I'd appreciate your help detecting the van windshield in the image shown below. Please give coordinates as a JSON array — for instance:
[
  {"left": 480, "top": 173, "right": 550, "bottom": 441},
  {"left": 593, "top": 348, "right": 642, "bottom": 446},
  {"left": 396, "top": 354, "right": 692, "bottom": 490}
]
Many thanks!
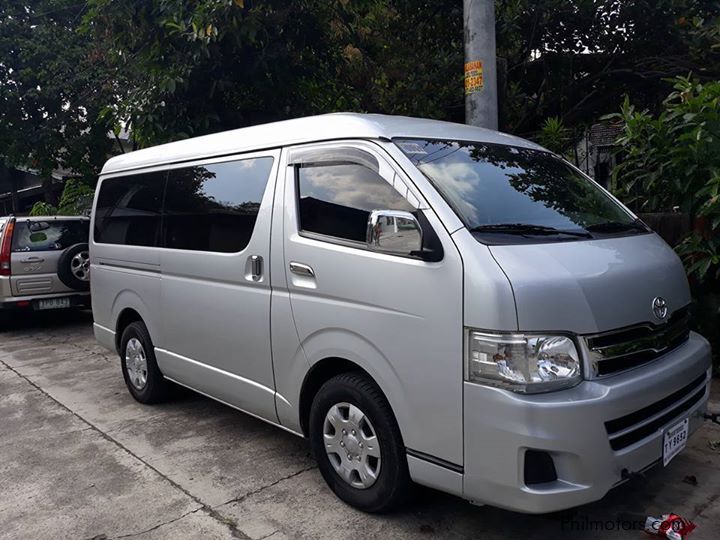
[{"left": 396, "top": 139, "right": 644, "bottom": 243}]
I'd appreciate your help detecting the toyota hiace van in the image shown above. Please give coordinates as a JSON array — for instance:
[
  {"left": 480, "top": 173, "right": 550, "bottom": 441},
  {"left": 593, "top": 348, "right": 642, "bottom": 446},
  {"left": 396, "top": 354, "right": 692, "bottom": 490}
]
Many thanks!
[{"left": 91, "top": 114, "right": 711, "bottom": 513}]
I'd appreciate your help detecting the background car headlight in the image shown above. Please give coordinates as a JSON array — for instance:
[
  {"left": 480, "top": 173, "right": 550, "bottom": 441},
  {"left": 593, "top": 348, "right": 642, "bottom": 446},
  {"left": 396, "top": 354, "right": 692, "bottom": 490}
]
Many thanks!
[{"left": 465, "top": 330, "right": 582, "bottom": 393}]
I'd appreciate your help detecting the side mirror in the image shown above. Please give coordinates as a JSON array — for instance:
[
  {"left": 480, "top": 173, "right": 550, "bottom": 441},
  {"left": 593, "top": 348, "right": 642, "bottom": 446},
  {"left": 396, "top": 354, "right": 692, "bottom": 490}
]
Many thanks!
[{"left": 366, "top": 210, "right": 423, "bottom": 257}]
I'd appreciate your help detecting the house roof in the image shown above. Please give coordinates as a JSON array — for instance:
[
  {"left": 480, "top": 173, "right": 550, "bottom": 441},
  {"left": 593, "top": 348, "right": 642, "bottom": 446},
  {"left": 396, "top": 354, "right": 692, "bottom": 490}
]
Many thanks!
[{"left": 101, "top": 113, "right": 545, "bottom": 175}]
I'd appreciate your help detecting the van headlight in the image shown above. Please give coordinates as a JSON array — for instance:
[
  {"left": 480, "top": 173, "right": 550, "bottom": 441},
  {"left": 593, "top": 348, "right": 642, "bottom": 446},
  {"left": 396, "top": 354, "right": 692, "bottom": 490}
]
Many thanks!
[{"left": 465, "top": 330, "right": 582, "bottom": 393}]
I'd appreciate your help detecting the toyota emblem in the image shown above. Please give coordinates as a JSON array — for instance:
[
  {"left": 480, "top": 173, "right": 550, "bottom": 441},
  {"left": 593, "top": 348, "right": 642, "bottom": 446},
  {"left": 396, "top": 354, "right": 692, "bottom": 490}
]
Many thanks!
[{"left": 652, "top": 297, "right": 668, "bottom": 320}]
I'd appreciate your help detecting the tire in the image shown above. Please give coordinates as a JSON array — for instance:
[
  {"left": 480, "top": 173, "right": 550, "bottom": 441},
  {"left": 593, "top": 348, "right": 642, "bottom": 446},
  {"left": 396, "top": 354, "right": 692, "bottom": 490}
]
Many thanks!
[
  {"left": 309, "top": 372, "right": 411, "bottom": 513},
  {"left": 57, "top": 243, "right": 90, "bottom": 291},
  {"left": 120, "top": 321, "right": 169, "bottom": 404}
]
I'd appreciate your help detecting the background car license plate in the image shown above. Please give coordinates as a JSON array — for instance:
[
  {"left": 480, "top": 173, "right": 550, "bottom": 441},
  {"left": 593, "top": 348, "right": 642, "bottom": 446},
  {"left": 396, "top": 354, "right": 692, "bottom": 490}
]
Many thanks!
[
  {"left": 36, "top": 297, "right": 71, "bottom": 310},
  {"left": 663, "top": 417, "right": 689, "bottom": 466}
]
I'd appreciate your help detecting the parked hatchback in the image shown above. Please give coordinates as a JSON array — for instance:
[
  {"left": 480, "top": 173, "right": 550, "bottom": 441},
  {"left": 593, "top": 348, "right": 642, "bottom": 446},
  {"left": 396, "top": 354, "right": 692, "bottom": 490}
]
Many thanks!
[
  {"left": 91, "top": 113, "right": 711, "bottom": 514},
  {"left": 0, "top": 216, "right": 91, "bottom": 314}
]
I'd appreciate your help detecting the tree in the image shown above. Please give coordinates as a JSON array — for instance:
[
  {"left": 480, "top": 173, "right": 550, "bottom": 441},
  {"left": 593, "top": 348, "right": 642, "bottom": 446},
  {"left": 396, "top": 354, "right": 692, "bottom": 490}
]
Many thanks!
[
  {"left": 0, "top": 0, "right": 118, "bottom": 205},
  {"left": 82, "top": 0, "right": 463, "bottom": 147},
  {"left": 496, "top": 0, "right": 720, "bottom": 135}
]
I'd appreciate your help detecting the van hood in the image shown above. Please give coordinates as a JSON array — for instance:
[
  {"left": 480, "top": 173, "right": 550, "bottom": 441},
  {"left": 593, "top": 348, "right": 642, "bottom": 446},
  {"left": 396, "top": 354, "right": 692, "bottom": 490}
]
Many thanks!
[{"left": 488, "top": 233, "right": 691, "bottom": 334}]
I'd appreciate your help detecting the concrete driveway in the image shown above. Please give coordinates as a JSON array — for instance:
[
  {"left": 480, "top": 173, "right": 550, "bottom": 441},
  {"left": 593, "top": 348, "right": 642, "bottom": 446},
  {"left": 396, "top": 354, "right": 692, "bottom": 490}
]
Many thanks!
[{"left": 1, "top": 311, "right": 719, "bottom": 539}]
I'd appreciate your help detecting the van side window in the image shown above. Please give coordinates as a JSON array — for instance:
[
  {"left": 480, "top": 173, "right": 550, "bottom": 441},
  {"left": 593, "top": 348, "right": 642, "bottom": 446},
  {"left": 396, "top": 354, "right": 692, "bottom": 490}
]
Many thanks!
[
  {"left": 297, "top": 163, "right": 413, "bottom": 243},
  {"left": 94, "top": 172, "right": 165, "bottom": 247},
  {"left": 163, "top": 157, "right": 274, "bottom": 253}
]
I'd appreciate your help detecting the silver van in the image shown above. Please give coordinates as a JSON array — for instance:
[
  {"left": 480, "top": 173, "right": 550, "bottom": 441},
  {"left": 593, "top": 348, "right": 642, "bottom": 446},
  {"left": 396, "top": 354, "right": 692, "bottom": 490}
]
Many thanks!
[
  {"left": 1, "top": 215, "right": 90, "bottom": 314},
  {"left": 90, "top": 114, "right": 711, "bottom": 513}
]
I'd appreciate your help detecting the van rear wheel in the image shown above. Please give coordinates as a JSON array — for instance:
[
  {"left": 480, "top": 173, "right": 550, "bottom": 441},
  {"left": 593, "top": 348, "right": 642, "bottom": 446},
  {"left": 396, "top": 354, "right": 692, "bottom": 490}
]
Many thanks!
[
  {"left": 120, "top": 321, "right": 168, "bottom": 404},
  {"left": 309, "top": 372, "right": 411, "bottom": 512}
]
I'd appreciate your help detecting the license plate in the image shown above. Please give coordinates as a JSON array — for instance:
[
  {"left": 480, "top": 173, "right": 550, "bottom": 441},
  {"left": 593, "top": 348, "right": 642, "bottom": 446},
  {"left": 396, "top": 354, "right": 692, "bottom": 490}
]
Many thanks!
[
  {"left": 663, "top": 417, "right": 689, "bottom": 466},
  {"left": 36, "top": 297, "right": 71, "bottom": 310}
]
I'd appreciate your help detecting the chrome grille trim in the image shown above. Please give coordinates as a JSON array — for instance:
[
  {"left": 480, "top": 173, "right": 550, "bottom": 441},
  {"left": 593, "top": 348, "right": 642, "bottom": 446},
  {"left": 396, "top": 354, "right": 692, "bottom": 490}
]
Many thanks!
[{"left": 584, "top": 306, "right": 690, "bottom": 378}]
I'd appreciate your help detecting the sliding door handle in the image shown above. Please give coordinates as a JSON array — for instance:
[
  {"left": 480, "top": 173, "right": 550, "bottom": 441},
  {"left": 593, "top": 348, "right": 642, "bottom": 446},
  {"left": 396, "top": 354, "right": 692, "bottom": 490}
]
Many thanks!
[
  {"left": 289, "top": 261, "right": 315, "bottom": 278},
  {"left": 250, "top": 255, "right": 263, "bottom": 281}
]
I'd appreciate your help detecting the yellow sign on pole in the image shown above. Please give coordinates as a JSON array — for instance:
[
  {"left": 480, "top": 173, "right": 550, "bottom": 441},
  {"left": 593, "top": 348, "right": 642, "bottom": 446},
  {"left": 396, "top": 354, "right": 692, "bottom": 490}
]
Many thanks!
[{"left": 464, "top": 60, "right": 484, "bottom": 95}]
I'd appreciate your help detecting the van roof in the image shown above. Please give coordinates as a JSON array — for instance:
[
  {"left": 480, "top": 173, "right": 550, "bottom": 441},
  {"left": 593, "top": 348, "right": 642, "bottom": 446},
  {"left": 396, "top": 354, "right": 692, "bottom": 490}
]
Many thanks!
[{"left": 101, "top": 113, "right": 544, "bottom": 175}]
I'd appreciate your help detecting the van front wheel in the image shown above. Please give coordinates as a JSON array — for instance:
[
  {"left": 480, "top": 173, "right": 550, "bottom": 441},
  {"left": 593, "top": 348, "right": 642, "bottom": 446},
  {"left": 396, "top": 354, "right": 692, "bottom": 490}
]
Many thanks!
[
  {"left": 120, "top": 321, "right": 168, "bottom": 404},
  {"left": 309, "top": 372, "right": 411, "bottom": 512}
]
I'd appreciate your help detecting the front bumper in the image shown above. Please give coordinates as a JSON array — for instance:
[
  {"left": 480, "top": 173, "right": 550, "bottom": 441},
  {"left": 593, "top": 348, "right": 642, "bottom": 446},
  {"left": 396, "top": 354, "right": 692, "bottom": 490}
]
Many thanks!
[{"left": 463, "top": 332, "right": 712, "bottom": 513}]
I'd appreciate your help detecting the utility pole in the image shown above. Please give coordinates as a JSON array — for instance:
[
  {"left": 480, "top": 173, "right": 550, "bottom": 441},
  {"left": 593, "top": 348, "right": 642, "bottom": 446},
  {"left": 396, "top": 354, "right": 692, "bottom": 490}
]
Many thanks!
[{"left": 464, "top": 0, "right": 498, "bottom": 130}]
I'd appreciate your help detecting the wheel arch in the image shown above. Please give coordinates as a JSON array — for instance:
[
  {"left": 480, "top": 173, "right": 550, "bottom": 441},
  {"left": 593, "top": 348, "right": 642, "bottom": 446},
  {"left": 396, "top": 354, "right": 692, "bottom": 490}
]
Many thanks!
[
  {"left": 114, "top": 307, "right": 143, "bottom": 353},
  {"left": 298, "top": 355, "right": 407, "bottom": 444}
]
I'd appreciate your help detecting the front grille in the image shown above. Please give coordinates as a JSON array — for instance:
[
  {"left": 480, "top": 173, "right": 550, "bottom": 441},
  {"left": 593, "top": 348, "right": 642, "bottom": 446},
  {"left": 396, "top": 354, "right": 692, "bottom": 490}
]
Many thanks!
[
  {"left": 605, "top": 373, "right": 707, "bottom": 451},
  {"left": 585, "top": 306, "right": 690, "bottom": 378}
]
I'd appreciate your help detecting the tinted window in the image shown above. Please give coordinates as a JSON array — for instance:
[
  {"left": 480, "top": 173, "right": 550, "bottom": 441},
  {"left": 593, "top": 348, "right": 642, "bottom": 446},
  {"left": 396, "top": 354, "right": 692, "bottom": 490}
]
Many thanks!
[
  {"left": 94, "top": 172, "right": 164, "bottom": 246},
  {"left": 297, "top": 163, "right": 413, "bottom": 242},
  {"left": 396, "top": 139, "right": 636, "bottom": 241},
  {"left": 163, "top": 157, "right": 273, "bottom": 252},
  {"left": 12, "top": 220, "right": 89, "bottom": 252}
]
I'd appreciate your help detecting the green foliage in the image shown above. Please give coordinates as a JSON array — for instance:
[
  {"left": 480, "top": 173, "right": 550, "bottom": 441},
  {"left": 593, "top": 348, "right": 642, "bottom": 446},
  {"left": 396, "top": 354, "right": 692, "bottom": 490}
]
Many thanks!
[
  {"left": 0, "top": 1, "right": 117, "bottom": 190},
  {"left": 28, "top": 201, "right": 57, "bottom": 217},
  {"left": 56, "top": 178, "right": 95, "bottom": 216},
  {"left": 535, "top": 117, "right": 572, "bottom": 156},
  {"left": 27, "top": 179, "right": 94, "bottom": 217},
  {"left": 496, "top": 1, "right": 720, "bottom": 134},
  {"left": 83, "top": 0, "right": 463, "bottom": 146},
  {"left": 608, "top": 76, "right": 720, "bottom": 284}
]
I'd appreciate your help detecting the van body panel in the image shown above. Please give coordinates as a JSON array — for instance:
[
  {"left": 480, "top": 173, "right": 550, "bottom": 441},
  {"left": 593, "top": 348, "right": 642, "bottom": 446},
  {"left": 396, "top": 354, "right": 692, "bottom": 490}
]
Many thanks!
[
  {"left": 158, "top": 150, "right": 281, "bottom": 423},
  {"left": 406, "top": 455, "right": 464, "bottom": 497},
  {"left": 281, "top": 142, "right": 465, "bottom": 465},
  {"left": 93, "top": 322, "right": 115, "bottom": 352},
  {"left": 90, "top": 242, "right": 162, "bottom": 346},
  {"left": 268, "top": 157, "right": 310, "bottom": 431},
  {"left": 450, "top": 229, "right": 518, "bottom": 331},
  {"left": 157, "top": 348, "right": 278, "bottom": 421},
  {"left": 270, "top": 288, "right": 309, "bottom": 432},
  {"left": 488, "top": 233, "right": 691, "bottom": 334}
]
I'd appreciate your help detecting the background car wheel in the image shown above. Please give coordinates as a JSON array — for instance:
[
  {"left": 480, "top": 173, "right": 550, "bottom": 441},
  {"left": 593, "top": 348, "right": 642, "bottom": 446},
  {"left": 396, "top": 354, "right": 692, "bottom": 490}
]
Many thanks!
[
  {"left": 57, "top": 243, "right": 90, "bottom": 291},
  {"left": 309, "top": 372, "right": 411, "bottom": 513},
  {"left": 120, "top": 321, "right": 169, "bottom": 404}
]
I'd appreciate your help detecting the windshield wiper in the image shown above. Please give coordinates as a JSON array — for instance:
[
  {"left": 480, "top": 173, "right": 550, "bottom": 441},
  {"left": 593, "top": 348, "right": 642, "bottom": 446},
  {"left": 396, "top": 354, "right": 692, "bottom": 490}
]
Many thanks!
[
  {"left": 584, "top": 220, "right": 648, "bottom": 233},
  {"left": 469, "top": 223, "right": 592, "bottom": 238}
]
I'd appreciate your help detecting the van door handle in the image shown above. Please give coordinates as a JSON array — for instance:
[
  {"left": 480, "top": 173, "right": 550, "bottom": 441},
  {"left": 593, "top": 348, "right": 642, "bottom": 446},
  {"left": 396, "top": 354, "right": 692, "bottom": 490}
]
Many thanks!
[
  {"left": 21, "top": 256, "right": 44, "bottom": 263},
  {"left": 289, "top": 262, "right": 315, "bottom": 277},
  {"left": 250, "top": 255, "right": 263, "bottom": 281}
]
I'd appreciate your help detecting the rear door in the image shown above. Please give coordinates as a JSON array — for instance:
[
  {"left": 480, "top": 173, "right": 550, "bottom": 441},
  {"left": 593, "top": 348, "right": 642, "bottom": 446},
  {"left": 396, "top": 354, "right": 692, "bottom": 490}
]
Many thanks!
[{"left": 10, "top": 219, "right": 89, "bottom": 296}]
